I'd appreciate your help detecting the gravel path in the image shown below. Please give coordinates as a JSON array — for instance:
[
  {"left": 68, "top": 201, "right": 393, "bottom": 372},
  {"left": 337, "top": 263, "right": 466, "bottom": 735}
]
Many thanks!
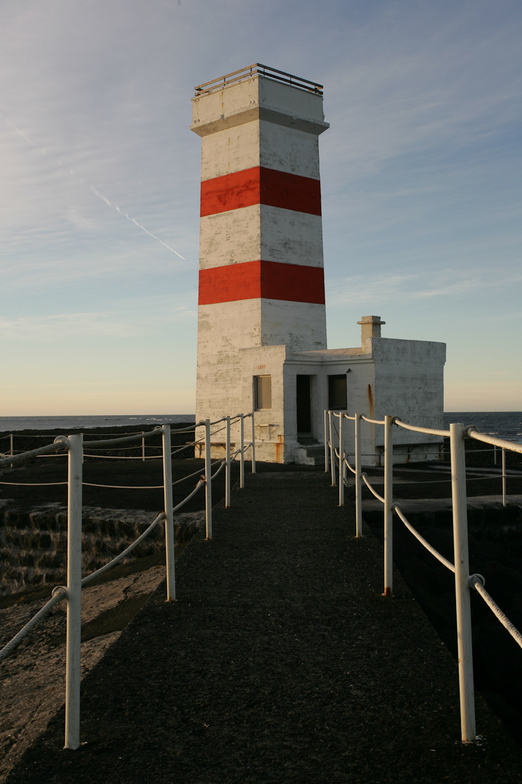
[{"left": 5, "top": 470, "right": 522, "bottom": 783}]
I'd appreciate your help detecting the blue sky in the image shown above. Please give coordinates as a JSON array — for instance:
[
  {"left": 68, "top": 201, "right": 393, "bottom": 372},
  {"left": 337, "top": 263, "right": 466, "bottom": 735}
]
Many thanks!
[{"left": 1, "top": 0, "right": 521, "bottom": 415}]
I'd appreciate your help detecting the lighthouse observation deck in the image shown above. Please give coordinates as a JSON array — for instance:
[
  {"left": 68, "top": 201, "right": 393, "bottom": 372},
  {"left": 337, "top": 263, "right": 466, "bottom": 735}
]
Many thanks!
[{"left": 194, "top": 63, "right": 323, "bottom": 96}]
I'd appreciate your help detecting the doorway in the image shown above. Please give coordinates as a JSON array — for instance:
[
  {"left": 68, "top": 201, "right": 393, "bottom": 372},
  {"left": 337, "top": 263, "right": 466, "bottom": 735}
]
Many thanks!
[{"left": 296, "top": 375, "right": 312, "bottom": 439}]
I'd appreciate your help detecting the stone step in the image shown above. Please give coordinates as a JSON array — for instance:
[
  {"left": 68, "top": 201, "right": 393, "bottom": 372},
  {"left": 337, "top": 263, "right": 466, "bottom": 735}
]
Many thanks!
[{"left": 294, "top": 444, "right": 325, "bottom": 466}]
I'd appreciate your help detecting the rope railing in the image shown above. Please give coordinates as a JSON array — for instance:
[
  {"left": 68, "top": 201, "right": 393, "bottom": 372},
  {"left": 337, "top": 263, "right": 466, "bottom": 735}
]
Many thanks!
[
  {"left": 0, "top": 479, "right": 69, "bottom": 487},
  {"left": 393, "top": 504, "right": 456, "bottom": 574},
  {"left": 344, "top": 455, "right": 356, "bottom": 477},
  {"left": 0, "top": 437, "right": 68, "bottom": 470},
  {"left": 1, "top": 411, "right": 255, "bottom": 751},
  {"left": 466, "top": 429, "right": 522, "bottom": 455},
  {"left": 361, "top": 415, "right": 385, "bottom": 426},
  {"left": 470, "top": 575, "right": 522, "bottom": 649},
  {"left": 81, "top": 452, "right": 162, "bottom": 460},
  {"left": 361, "top": 472, "right": 384, "bottom": 504},
  {"left": 394, "top": 417, "right": 450, "bottom": 438},
  {"left": 1, "top": 423, "right": 197, "bottom": 464},
  {"left": 1, "top": 476, "right": 208, "bottom": 664},
  {"left": 324, "top": 408, "right": 522, "bottom": 743},
  {"left": 0, "top": 587, "right": 67, "bottom": 662},
  {"left": 80, "top": 511, "right": 166, "bottom": 589}
]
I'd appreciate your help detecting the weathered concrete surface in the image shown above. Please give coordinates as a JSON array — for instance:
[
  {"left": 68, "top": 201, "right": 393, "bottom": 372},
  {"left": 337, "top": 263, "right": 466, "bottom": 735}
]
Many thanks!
[{"left": 193, "top": 69, "right": 328, "bottom": 464}]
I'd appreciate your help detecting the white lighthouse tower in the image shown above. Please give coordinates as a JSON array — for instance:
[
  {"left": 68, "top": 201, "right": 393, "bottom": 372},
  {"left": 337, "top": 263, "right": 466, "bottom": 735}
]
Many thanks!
[
  {"left": 191, "top": 65, "right": 446, "bottom": 464},
  {"left": 191, "top": 64, "right": 329, "bottom": 459}
]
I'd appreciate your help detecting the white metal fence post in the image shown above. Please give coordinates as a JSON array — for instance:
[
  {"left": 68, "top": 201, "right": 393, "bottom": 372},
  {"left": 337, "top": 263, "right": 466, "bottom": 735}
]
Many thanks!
[
  {"left": 324, "top": 410, "right": 329, "bottom": 473},
  {"left": 225, "top": 416, "right": 231, "bottom": 508},
  {"left": 330, "top": 412, "right": 337, "bottom": 487},
  {"left": 162, "top": 425, "right": 176, "bottom": 601},
  {"left": 205, "top": 419, "right": 212, "bottom": 539},
  {"left": 328, "top": 412, "right": 335, "bottom": 484},
  {"left": 240, "top": 414, "right": 245, "bottom": 489},
  {"left": 338, "top": 413, "right": 344, "bottom": 507},
  {"left": 141, "top": 433, "right": 146, "bottom": 462},
  {"left": 450, "top": 422, "right": 476, "bottom": 742},
  {"left": 64, "top": 433, "right": 83, "bottom": 750},
  {"left": 502, "top": 448, "right": 506, "bottom": 506},
  {"left": 384, "top": 415, "right": 393, "bottom": 596},
  {"left": 355, "top": 413, "right": 363, "bottom": 537},
  {"left": 251, "top": 411, "right": 256, "bottom": 473}
]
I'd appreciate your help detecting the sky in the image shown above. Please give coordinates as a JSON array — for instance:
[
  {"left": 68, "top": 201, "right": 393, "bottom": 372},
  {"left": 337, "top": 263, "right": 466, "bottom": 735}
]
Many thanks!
[{"left": 1, "top": 0, "right": 521, "bottom": 415}]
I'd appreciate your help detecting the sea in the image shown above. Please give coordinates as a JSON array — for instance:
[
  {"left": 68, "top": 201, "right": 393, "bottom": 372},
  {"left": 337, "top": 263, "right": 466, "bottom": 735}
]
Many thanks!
[
  {"left": 0, "top": 414, "right": 195, "bottom": 434},
  {"left": 443, "top": 412, "right": 522, "bottom": 445},
  {"left": 0, "top": 411, "right": 520, "bottom": 444}
]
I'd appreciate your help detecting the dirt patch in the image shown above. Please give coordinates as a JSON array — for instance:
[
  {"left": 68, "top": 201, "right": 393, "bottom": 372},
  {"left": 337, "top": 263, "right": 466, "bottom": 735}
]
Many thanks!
[{"left": 0, "top": 527, "right": 199, "bottom": 782}]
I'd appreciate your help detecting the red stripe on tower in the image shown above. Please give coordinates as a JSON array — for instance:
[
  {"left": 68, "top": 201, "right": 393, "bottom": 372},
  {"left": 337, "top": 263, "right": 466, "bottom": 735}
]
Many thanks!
[
  {"left": 198, "top": 261, "right": 325, "bottom": 305},
  {"left": 200, "top": 167, "right": 322, "bottom": 217}
]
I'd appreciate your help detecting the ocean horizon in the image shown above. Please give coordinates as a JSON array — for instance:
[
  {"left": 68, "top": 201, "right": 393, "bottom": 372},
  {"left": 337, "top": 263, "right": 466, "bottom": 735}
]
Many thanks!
[
  {"left": 0, "top": 411, "right": 521, "bottom": 444},
  {"left": 0, "top": 414, "right": 195, "bottom": 434}
]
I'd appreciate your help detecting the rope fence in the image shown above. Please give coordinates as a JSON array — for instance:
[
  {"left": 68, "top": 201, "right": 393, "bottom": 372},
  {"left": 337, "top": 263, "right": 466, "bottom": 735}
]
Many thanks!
[
  {"left": 5, "top": 406, "right": 520, "bottom": 750},
  {"left": 0, "top": 411, "right": 256, "bottom": 751},
  {"left": 325, "top": 408, "right": 522, "bottom": 744},
  {"left": 0, "top": 423, "right": 198, "bottom": 464}
]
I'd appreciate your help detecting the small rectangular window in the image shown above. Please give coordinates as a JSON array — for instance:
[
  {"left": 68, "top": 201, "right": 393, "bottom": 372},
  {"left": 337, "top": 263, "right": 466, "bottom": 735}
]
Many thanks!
[
  {"left": 254, "top": 375, "right": 272, "bottom": 410},
  {"left": 328, "top": 374, "right": 347, "bottom": 410}
]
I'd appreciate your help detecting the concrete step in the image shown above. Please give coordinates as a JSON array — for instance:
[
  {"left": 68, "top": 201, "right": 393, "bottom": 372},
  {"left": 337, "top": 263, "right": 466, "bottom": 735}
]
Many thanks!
[{"left": 294, "top": 444, "right": 325, "bottom": 466}]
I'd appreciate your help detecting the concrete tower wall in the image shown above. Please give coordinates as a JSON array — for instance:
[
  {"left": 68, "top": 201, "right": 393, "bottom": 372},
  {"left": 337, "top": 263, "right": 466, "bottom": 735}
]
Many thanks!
[{"left": 192, "top": 68, "right": 329, "bottom": 438}]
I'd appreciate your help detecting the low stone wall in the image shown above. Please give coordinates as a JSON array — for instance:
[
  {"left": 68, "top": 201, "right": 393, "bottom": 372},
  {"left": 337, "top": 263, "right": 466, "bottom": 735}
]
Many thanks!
[{"left": 0, "top": 501, "right": 205, "bottom": 597}]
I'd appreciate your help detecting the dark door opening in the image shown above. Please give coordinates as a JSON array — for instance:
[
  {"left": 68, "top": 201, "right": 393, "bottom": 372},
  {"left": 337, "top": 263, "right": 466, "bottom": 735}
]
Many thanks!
[{"left": 296, "top": 375, "right": 312, "bottom": 438}]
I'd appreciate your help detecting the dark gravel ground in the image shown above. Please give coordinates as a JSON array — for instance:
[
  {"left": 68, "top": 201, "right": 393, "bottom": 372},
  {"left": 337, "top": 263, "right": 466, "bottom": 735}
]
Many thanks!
[{"left": 5, "top": 461, "right": 522, "bottom": 784}]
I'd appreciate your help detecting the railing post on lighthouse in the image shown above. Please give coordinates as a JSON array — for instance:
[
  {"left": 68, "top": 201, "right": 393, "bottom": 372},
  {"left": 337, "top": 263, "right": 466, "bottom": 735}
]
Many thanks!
[
  {"left": 204, "top": 419, "right": 212, "bottom": 539},
  {"left": 162, "top": 425, "right": 176, "bottom": 601},
  {"left": 450, "top": 422, "right": 476, "bottom": 742},
  {"left": 383, "top": 415, "right": 393, "bottom": 597},
  {"left": 64, "top": 433, "right": 83, "bottom": 750}
]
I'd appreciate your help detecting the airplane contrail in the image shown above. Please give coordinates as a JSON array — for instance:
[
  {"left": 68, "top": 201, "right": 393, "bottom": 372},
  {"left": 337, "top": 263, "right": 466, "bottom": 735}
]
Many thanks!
[
  {"left": 88, "top": 185, "right": 185, "bottom": 259},
  {"left": 6, "top": 119, "right": 185, "bottom": 260}
]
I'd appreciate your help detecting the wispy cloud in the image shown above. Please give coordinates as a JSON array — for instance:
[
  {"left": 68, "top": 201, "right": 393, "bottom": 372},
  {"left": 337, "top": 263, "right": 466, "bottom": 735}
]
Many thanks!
[
  {"left": 326, "top": 267, "right": 522, "bottom": 307},
  {"left": 321, "top": 4, "right": 522, "bottom": 188},
  {"left": 0, "top": 303, "right": 195, "bottom": 341}
]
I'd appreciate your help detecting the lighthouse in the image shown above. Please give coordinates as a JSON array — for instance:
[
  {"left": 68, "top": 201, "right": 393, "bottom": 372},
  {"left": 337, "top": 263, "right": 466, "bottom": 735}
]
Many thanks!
[
  {"left": 191, "top": 65, "right": 446, "bottom": 464},
  {"left": 191, "top": 64, "right": 329, "bottom": 458}
]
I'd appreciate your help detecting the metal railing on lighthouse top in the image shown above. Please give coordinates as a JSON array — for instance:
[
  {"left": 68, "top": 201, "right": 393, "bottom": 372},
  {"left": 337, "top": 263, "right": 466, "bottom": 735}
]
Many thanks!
[{"left": 194, "top": 63, "right": 323, "bottom": 96}]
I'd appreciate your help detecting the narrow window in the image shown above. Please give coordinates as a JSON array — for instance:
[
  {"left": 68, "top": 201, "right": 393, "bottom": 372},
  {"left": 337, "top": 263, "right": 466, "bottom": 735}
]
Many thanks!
[
  {"left": 254, "top": 375, "right": 272, "bottom": 410},
  {"left": 328, "top": 374, "right": 347, "bottom": 410}
]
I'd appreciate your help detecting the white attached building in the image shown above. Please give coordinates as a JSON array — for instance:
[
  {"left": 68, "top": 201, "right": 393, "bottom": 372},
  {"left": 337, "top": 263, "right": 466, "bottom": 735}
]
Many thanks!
[{"left": 191, "top": 65, "right": 446, "bottom": 465}]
